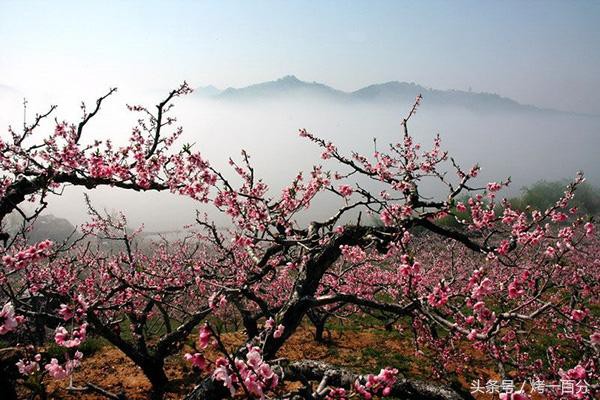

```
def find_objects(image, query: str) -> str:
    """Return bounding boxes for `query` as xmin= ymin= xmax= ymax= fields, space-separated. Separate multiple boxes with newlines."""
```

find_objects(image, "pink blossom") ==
xmin=380 ymin=209 xmax=393 ymax=226
xmin=258 ymin=362 xmax=275 ymax=380
xmin=2 ymin=240 xmax=53 ymax=270
xmin=351 ymin=367 xmax=398 ymax=399
xmin=338 ymin=185 xmax=353 ymax=197
xmin=468 ymin=165 xmax=479 ymax=177
xmin=467 ymin=329 xmax=478 ymax=341
xmin=571 ymin=309 xmax=586 ymax=322
xmin=551 ymin=211 xmax=568 ymax=222
xmin=487 ymin=182 xmax=502 ymax=192
xmin=213 ymin=361 xmax=235 ymax=396
xmin=44 ymin=358 xmax=69 ymax=379
xmin=198 ymin=324 xmax=211 ymax=349
xmin=65 ymin=351 xmax=83 ymax=371
xmin=54 ymin=323 xmax=88 ymax=348
xmin=273 ymin=324 xmax=285 ymax=339
xmin=471 ymin=278 xmax=493 ymax=300
xmin=265 ymin=317 xmax=275 ymax=330
xmin=58 ymin=304 xmax=75 ymax=321
xmin=340 ymin=245 xmax=367 ymax=263
xmin=208 ymin=293 xmax=228 ymax=310
xmin=427 ymin=285 xmax=449 ymax=308
xmin=321 ymin=142 xmax=337 ymax=159
xmin=16 ymin=354 xmax=41 ymax=375
xmin=0 ymin=302 xmax=22 ymax=335
xmin=246 ymin=346 xmax=263 ymax=369
xmin=401 ymin=230 xmax=411 ymax=244
xmin=325 ymin=387 xmax=348 ymax=400
xmin=584 ymin=222 xmax=595 ymax=237
xmin=184 ymin=352 xmax=207 ymax=369
xmin=562 ymin=364 xmax=587 ymax=380
xmin=508 ymin=278 xmax=524 ymax=299
xmin=298 ymin=129 xmax=309 ymax=137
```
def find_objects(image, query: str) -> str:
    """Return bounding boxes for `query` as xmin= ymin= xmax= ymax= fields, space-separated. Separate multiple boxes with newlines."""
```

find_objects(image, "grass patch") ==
xmin=44 ymin=335 xmax=107 ymax=361
xmin=359 ymin=346 xmax=411 ymax=374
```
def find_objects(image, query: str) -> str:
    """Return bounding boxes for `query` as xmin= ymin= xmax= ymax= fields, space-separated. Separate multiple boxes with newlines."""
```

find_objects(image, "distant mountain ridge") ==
xmin=195 ymin=75 xmax=590 ymax=116
xmin=1 ymin=79 xmax=593 ymax=116
xmin=351 ymin=81 xmax=540 ymax=113
xmin=219 ymin=75 xmax=345 ymax=100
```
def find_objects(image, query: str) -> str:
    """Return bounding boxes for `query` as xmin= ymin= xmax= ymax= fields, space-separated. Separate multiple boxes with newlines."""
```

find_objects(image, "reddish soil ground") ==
xmin=20 ymin=325 xmax=546 ymax=399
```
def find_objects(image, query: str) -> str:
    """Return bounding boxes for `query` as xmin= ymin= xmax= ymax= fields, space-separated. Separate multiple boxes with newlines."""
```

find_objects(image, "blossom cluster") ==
xmin=213 ymin=346 xmax=279 ymax=399
xmin=325 ymin=368 xmax=399 ymax=399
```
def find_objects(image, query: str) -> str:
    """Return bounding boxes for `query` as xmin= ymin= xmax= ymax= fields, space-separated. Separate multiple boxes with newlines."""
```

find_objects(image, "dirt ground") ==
xmin=23 ymin=325 xmax=545 ymax=399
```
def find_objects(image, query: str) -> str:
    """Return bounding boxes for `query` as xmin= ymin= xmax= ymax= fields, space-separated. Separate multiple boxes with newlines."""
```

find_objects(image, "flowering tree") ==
xmin=1 ymin=89 xmax=598 ymax=400
xmin=0 ymin=84 xmax=216 ymax=399
xmin=182 ymin=97 xmax=599 ymax=400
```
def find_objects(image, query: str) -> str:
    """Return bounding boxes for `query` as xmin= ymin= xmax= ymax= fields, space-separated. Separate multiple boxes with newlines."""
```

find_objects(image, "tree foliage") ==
xmin=0 ymin=87 xmax=598 ymax=400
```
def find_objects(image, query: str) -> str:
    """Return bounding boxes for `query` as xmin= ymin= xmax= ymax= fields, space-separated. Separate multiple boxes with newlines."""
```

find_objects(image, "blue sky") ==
xmin=1 ymin=0 xmax=599 ymax=113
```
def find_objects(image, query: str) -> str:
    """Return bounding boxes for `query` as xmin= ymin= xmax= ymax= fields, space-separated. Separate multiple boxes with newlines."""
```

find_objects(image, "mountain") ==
xmin=195 ymin=76 xmax=586 ymax=115
xmin=352 ymin=81 xmax=541 ymax=113
xmin=208 ymin=75 xmax=348 ymax=101
xmin=28 ymin=215 xmax=78 ymax=244
xmin=3 ymin=214 xmax=78 ymax=244
xmin=195 ymin=85 xmax=222 ymax=97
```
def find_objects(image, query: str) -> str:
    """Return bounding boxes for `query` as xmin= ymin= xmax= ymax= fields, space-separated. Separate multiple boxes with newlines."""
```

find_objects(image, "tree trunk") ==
xmin=0 ymin=348 xmax=21 ymax=400
xmin=185 ymin=378 xmax=229 ymax=400
xmin=307 ymin=310 xmax=328 ymax=343
xmin=139 ymin=358 xmax=169 ymax=400
xmin=314 ymin=320 xmax=326 ymax=342
xmin=283 ymin=360 xmax=475 ymax=400
xmin=184 ymin=359 xmax=474 ymax=400
xmin=242 ymin=315 xmax=259 ymax=340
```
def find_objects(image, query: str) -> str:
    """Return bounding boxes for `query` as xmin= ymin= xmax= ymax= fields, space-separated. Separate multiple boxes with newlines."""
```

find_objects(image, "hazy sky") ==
xmin=1 ymin=0 xmax=599 ymax=114
xmin=1 ymin=0 xmax=599 ymax=230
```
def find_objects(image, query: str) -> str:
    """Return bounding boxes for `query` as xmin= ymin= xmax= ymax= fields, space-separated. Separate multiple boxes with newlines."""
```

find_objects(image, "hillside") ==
xmin=194 ymin=75 xmax=585 ymax=115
